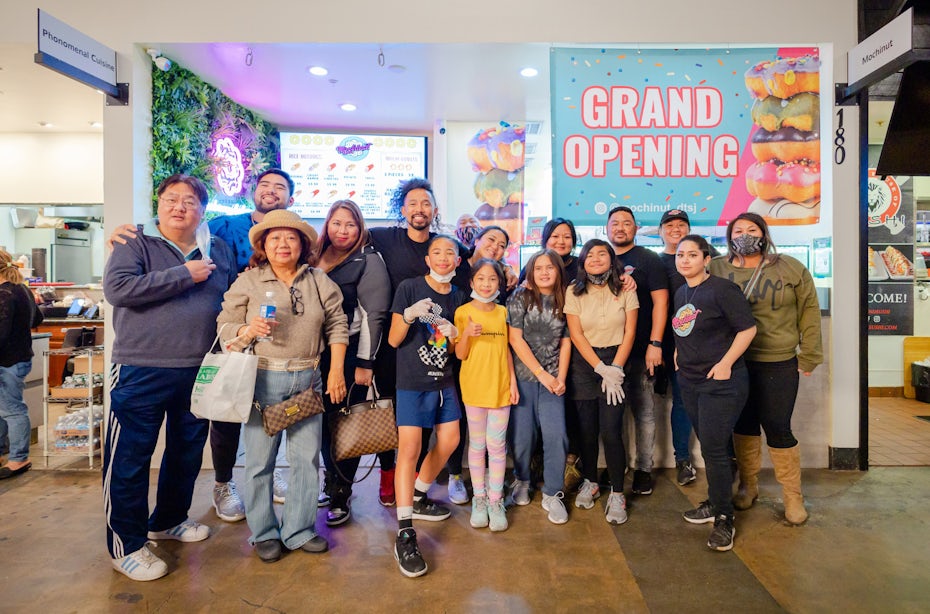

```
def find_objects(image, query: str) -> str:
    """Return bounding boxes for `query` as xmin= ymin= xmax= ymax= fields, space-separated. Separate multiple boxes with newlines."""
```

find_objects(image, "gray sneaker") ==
xmin=512 ymin=479 xmax=531 ymax=506
xmin=541 ymin=491 xmax=568 ymax=525
xmin=707 ymin=514 xmax=736 ymax=551
xmin=273 ymin=469 xmax=287 ymax=504
xmin=470 ymin=495 xmax=489 ymax=528
xmin=605 ymin=491 xmax=628 ymax=525
xmin=213 ymin=481 xmax=246 ymax=522
xmin=676 ymin=460 xmax=697 ymax=486
xmin=683 ymin=499 xmax=716 ymax=524
xmin=574 ymin=479 xmax=600 ymax=509
xmin=488 ymin=498 xmax=508 ymax=532
xmin=448 ymin=474 xmax=469 ymax=505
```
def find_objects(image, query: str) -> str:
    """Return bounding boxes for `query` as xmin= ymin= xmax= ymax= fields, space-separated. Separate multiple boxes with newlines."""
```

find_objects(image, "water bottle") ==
xmin=257 ymin=290 xmax=276 ymax=342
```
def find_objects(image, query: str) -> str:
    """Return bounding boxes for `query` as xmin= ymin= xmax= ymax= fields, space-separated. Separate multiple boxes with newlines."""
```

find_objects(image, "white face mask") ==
xmin=470 ymin=289 xmax=500 ymax=303
xmin=429 ymin=269 xmax=456 ymax=284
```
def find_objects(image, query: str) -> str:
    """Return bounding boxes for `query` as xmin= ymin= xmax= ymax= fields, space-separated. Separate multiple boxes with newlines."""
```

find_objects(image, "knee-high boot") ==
xmin=769 ymin=444 xmax=808 ymax=525
xmin=732 ymin=434 xmax=762 ymax=510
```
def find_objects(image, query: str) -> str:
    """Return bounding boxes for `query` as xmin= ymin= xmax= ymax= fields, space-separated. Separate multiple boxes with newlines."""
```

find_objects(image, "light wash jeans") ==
xmin=0 ymin=361 xmax=32 ymax=462
xmin=624 ymin=356 xmax=657 ymax=473
xmin=242 ymin=367 xmax=323 ymax=550
xmin=511 ymin=379 xmax=568 ymax=496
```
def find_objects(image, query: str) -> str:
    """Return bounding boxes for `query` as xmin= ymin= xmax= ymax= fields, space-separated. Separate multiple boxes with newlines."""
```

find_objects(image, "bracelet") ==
xmin=403 ymin=315 xmax=415 ymax=325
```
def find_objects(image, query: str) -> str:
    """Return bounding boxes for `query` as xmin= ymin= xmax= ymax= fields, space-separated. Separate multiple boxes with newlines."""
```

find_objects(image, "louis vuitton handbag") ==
xmin=329 ymin=380 xmax=397 ymax=461
xmin=258 ymin=386 xmax=325 ymax=437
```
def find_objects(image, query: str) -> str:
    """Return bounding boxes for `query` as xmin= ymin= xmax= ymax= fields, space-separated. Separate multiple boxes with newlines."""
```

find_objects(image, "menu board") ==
xmin=280 ymin=132 xmax=427 ymax=219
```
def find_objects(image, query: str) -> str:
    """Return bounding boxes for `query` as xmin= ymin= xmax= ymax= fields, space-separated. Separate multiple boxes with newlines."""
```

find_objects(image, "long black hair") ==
xmin=571 ymin=239 xmax=625 ymax=296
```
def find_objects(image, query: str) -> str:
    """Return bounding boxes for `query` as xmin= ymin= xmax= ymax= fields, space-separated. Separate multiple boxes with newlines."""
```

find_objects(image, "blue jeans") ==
xmin=103 ymin=365 xmax=208 ymax=559
xmin=623 ymin=356 xmax=657 ymax=472
xmin=0 ymin=361 xmax=32 ymax=462
xmin=680 ymin=367 xmax=749 ymax=517
xmin=667 ymin=367 xmax=693 ymax=462
xmin=243 ymin=367 xmax=323 ymax=550
xmin=512 ymin=379 xmax=568 ymax=496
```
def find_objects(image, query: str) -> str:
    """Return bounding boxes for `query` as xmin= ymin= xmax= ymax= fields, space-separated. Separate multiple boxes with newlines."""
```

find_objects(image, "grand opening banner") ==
xmin=551 ymin=46 xmax=822 ymax=227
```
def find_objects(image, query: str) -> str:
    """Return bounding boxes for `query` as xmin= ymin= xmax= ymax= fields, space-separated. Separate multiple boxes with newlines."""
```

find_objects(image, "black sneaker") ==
xmin=412 ymin=496 xmax=451 ymax=521
xmin=676 ymin=460 xmax=697 ymax=486
xmin=326 ymin=486 xmax=352 ymax=527
xmin=683 ymin=499 xmax=715 ymax=524
xmin=631 ymin=470 xmax=653 ymax=495
xmin=394 ymin=529 xmax=428 ymax=577
xmin=707 ymin=514 xmax=736 ymax=551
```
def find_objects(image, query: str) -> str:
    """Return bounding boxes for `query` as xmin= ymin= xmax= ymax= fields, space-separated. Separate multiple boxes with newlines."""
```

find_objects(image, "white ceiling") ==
xmin=0 ymin=40 xmax=897 ymax=144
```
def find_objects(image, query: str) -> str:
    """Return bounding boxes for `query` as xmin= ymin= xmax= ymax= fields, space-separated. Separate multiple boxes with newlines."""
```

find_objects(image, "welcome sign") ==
xmin=551 ymin=46 xmax=823 ymax=227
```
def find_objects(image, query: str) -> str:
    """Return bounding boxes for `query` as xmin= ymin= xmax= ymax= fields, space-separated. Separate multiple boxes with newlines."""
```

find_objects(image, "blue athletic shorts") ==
xmin=395 ymin=387 xmax=462 ymax=428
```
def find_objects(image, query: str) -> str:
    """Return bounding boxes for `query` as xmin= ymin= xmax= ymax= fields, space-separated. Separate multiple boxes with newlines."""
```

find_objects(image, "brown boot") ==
xmin=769 ymin=444 xmax=808 ymax=525
xmin=732 ymin=434 xmax=762 ymax=510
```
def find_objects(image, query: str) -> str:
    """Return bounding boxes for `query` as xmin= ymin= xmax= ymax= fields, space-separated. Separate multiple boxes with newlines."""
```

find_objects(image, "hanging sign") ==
xmin=35 ymin=9 xmax=118 ymax=96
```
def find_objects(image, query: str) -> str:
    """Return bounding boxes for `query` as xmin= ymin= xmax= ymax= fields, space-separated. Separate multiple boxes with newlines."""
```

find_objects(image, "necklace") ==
xmin=684 ymin=273 xmax=709 ymax=304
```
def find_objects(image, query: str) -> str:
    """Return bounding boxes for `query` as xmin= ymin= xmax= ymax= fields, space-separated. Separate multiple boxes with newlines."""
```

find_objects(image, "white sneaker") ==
xmin=605 ymin=491 xmax=628 ymax=525
xmin=541 ymin=491 xmax=569 ymax=525
xmin=512 ymin=479 xmax=531 ymax=506
xmin=574 ymin=479 xmax=600 ymax=509
xmin=448 ymin=474 xmax=469 ymax=505
xmin=213 ymin=481 xmax=245 ymax=522
xmin=147 ymin=519 xmax=210 ymax=542
xmin=273 ymin=469 xmax=287 ymax=504
xmin=112 ymin=543 xmax=168 ymax=581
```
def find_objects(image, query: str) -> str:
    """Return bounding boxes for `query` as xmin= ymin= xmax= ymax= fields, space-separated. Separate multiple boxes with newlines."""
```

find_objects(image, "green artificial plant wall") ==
xmin=150 ymin=62 xmax=280 ymax=213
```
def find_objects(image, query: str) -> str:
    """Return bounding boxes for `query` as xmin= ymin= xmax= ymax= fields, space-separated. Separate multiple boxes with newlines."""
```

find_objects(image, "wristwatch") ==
xmin=649 ymin=340 xmax=662 ymax=348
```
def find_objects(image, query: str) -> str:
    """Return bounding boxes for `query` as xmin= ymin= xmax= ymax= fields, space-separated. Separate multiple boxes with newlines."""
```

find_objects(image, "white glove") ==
xmin=604 ymin=380 xmax=625 ymax=406
xmin=595 ymin=361 xmax=625 ymax=388
xmin=437 ymin=319 xmax=458 ymax=340
xmin=403 ymin=298 xmax=435 ymax=323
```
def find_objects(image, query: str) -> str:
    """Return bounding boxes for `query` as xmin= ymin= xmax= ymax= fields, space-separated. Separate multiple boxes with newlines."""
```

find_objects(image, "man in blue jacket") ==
xmin=103 ymin=174 xmax=237 ymax=581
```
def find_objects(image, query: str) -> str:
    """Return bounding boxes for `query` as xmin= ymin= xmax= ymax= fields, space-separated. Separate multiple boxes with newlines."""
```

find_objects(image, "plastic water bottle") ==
xmin=257 ymin=290 xmax=276 ymax=342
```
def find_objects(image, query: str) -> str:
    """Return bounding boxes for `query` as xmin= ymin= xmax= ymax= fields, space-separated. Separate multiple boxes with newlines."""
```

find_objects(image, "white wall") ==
xmin=0 ymin=133 xmax=103 ymax=203
xmin=0 ymin=0 xmax=861 ymax=462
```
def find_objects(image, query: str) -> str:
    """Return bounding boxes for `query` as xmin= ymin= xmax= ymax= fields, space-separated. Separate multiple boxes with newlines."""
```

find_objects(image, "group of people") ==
xmin=96 ymin=169 xmax=822 ymax=582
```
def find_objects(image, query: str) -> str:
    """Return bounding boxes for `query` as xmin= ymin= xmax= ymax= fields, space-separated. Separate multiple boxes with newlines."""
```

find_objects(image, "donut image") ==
xmin=745 ymin=160 xmax=821 ymax=203
xmin=467 ymin=125 xmax=526 ymax=173
xmin=747 ymin=198 xmax=821 ymax=225
xmin=744 ymin=55 xmax=820 ymax=99
xmin=751 ymin=93 xmax=820 ymax=132
xmin=750 ymin=127 xmax=820 ymax=163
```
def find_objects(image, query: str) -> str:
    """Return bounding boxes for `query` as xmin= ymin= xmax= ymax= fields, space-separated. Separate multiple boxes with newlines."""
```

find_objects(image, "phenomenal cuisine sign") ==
xmin=551 ymin=46 xmax=824 ymax=227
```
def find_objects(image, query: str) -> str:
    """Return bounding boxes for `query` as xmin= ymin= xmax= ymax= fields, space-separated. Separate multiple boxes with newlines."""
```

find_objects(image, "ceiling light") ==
xmin=387 ymin=64 xmax=406 ymax=74
xmin=89 ymin=121 xmax=102 ymax=128
xmin=38 ymin=122 xmax=53 ymax=128
xmin=309 ymin=66 xmax=328 ymax=76
xmin=340 ymin=103 xmax=357 ymax=112
xmin=520 ymin=67 xmax=539 ymax=78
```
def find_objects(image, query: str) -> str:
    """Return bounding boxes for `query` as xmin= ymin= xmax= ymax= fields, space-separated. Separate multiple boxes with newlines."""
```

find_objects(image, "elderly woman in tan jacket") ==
xmin=217 ymin=209 xmax=348 ymax=564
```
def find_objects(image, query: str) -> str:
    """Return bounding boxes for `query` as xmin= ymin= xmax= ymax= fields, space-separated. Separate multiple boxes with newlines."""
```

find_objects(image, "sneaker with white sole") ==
xmin=212 ymin=481 xmax=245 ymax=522
xmin=470 ymin=495 xmax=489 ymax=528
xmin=574 ymin=479 xmax=600 ymax=509
xmin=541 ymin=492 xmax=568 ymax=525
xmin=511 ymin=479 xmax=531 ymax=506
xmin=605 ymin=491 xmax=628 ymax=525
xmin=112 ymin=543 xmax=167 ymax=581
xmin=707 ymin=514 xmax=736 ymax=551
xmin=412 ymin=496 xmax=451 ymax=521
xmin=273 ymin=469 xmax=287 ymax=504
xmin=147 ymin=519 xmax=209 ymax=543
xmin=683 ymin=499 xmax=716 ymax=524
xmin=631 ymin=470 xmax=653 ymax=495
xmin=394 ymin=528 xmax=428 ymax=578
xmin=676 ymin=460 xmax=697 ymax=486
xmin=488 ymin=498 xmax=508 ymax=532
xmin=448 ymin=474 xmax=469 ymax=505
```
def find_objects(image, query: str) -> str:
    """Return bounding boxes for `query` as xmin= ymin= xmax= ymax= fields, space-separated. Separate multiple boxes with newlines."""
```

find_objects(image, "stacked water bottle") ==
xmin=54 ymin=406 xmax=104 ymax=453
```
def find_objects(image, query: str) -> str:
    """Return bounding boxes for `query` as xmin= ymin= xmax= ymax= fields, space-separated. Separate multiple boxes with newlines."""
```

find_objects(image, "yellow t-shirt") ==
xmin=563 ymin=284 xmax=639 ymax=348
xmin=454 ymin=302 xmax=510 ymax=407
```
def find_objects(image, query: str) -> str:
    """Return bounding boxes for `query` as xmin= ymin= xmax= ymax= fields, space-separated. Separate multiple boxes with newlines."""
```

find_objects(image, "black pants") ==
xmin=735 ymin=358 xmax=799 ymax=449
xmin=680 ymin=367 xmax=749 ymax=516
xmin=571 ymin=345 xmax=626 ymax=489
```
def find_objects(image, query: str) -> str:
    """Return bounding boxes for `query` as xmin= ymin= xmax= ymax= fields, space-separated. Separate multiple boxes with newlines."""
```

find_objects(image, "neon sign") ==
xmin=213 ymin=136 xmax=244 ymax=196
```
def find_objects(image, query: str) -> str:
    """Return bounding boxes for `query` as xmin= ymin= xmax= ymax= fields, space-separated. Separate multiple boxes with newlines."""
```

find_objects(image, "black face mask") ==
xmin=730 ymin=234 xmax=765 ymax=256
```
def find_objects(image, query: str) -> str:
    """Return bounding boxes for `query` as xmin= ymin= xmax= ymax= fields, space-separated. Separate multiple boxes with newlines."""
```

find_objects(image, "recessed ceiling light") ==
xmin=309 ymin=66 xmax=328 ymax=76
xmin=340 ymin=103 xmax=357 ymax=112
xmin=89 ymin=121 xmax=102 ymax=128
xmin=520 ymin=67 xmax=539 ymax=78
xmin=38 ymin=121 xmax=53 ymax=128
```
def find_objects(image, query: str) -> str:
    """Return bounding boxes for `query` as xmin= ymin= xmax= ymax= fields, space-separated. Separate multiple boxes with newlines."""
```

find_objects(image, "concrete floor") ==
xmin=0 ymin=465 xmax=928 ymax=613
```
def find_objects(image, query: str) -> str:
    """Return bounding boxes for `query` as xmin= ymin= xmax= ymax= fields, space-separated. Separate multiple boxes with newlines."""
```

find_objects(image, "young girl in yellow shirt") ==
xmin=454 ymin=259 xmax=519 ymax=532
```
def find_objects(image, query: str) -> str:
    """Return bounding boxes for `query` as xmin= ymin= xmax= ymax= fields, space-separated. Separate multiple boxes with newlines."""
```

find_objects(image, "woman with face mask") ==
xmin=708 ymin=213 xmax=823 ymax=525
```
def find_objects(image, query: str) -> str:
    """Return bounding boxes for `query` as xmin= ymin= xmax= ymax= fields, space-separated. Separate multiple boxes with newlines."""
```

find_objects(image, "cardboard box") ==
xmin=71 ymin=354 xmax=105 ymax=375
xmin=50 ymin=385 xmax=103 ymax=399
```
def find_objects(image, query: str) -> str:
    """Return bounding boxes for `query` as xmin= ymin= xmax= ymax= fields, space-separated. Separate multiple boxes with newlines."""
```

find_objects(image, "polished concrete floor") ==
xmin=1 ymin=463 xmax=928 ymax=613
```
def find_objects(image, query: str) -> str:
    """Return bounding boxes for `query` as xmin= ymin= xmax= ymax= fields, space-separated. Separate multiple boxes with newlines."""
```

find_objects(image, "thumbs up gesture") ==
xmin=464 ymin=315 xmax=483 ymax=337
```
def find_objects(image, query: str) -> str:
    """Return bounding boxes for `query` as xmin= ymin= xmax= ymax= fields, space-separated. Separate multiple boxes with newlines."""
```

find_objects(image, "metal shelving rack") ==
xmin=42 ymin=346 xmax=104 ymax=469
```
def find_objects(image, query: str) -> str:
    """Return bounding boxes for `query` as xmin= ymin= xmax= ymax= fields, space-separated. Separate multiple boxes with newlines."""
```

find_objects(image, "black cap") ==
xmin=660 ymin=209 xmax=689 ymax=225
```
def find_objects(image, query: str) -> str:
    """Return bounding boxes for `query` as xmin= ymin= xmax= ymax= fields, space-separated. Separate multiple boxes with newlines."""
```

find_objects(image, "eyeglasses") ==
xmin=289 ymin=286 xmax=304 ymax=316
xmin=159 ymin=194 xmax=200 ymax=211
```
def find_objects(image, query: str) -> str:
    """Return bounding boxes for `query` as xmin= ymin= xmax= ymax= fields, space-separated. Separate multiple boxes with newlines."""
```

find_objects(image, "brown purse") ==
xmin=258 ymin=387 xmax=325 ymax=437
xmin=329 ymin=381 xmax=397 ymax=462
